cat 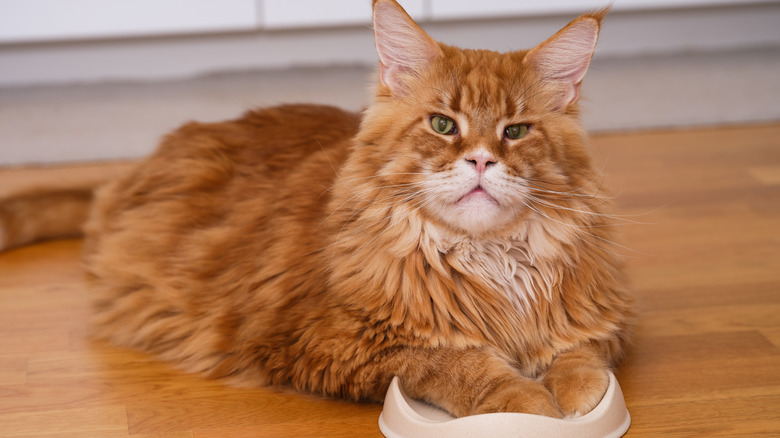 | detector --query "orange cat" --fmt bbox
[2,0,633,418]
